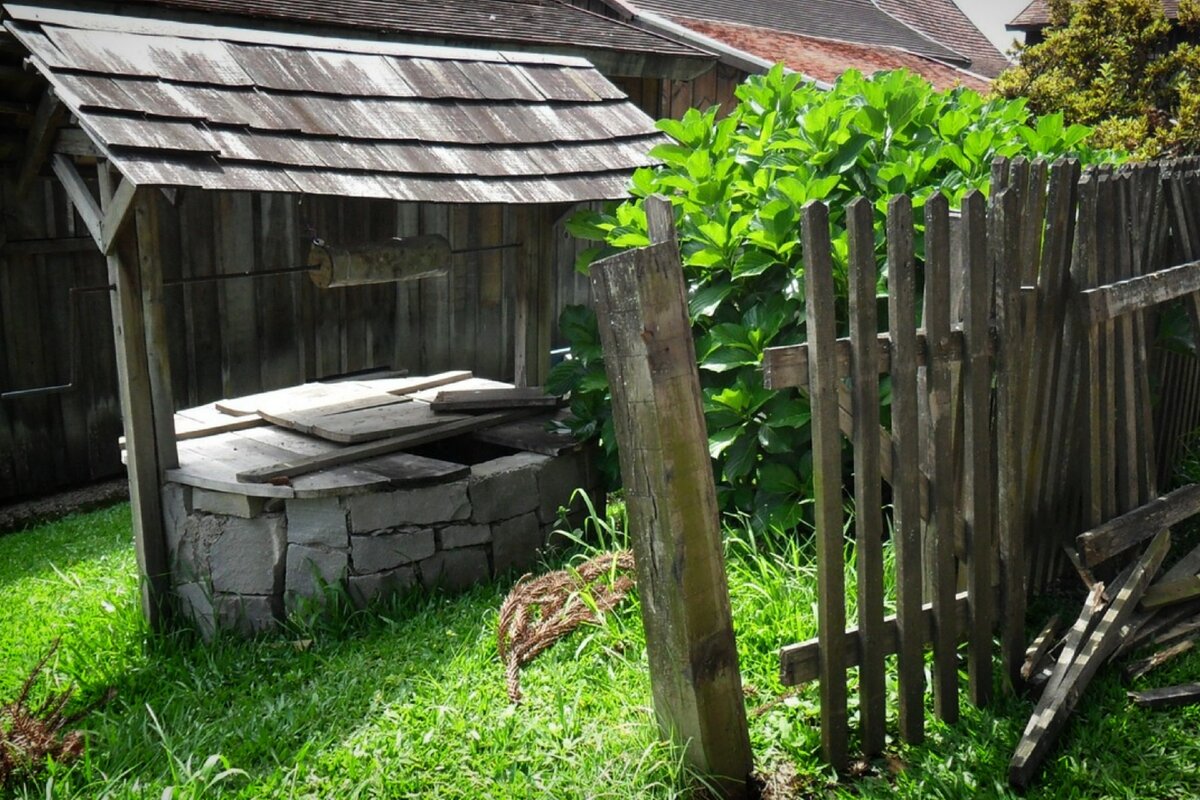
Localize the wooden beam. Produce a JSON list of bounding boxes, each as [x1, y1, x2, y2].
[[53, 127, 101, 158], [101, 177, 137, 254], [1009, 530, 1170, 790], [1141, 574, 1200, 610], [761, 330, 969, 390], [50, 153, 102, 250], [1075, 484, 1200, 567], [133, 188, 178, 471], [1128, 683, 1200, 709], [98, 172, 170, 630], [1021, 614, 1061, 682], [1081, 258, 1200, 324], [16, 91, 66, 197], [429, 387, 558, 412], [589, 195, 753, 796]]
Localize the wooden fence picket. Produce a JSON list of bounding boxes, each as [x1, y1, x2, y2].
[[801, 201, 849, 769], [846, 197, 886, 755]]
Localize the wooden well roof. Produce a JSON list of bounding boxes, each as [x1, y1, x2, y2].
[[3, 3, 666, 203]]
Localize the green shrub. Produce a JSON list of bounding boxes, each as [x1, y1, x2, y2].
[[552, 66, 1119, 530]]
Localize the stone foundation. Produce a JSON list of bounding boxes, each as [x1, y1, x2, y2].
[[163, 447, 601, 636]]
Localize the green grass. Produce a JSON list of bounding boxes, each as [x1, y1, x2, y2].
[[2, 503, 1200, 798]]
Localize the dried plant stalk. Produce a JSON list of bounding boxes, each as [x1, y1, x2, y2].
[[0, 639, 113, 788], [497, 551, 636, 703]]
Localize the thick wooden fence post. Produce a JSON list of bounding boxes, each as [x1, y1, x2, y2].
[[590, 195, 753, 797]]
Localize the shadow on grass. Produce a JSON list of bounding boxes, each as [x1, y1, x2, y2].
[[0, 503, 133, 591]]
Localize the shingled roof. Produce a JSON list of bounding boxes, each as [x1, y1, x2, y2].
[[874, 0, 1009, 77], [118, 0, 714, 79], [1009, 0, 1181, 30], [3, 2, 666, 203], [629, 0, 972, 67]]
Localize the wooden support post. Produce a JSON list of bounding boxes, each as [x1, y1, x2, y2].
[[16, 91, 66, 198], [95, 168, 174, 629], [589, 195, 752, 797]]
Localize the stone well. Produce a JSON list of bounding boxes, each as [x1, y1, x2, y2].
[[162, 445, 601, 637]]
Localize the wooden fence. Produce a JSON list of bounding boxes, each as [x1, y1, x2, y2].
[[760, 156, 1200, 770]]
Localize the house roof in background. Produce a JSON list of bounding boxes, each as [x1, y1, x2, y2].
[[674, 16, 990, 91], [873, 0, 1010, 77], [43, 0, 717, 78], [1009, 0, 1180, 29], [3, 2, 665, 203], [628, 0, 971, 66]]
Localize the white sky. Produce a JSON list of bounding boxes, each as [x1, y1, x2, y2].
[[952, 0, 1032, 55]]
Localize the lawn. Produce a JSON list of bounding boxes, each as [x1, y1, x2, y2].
[[2, 503, 1200, 798]]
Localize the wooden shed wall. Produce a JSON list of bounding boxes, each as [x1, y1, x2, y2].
[[0, 173, 590, 502]]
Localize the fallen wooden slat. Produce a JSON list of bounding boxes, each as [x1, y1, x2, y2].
[[779, 590, 974, 686], [431, 387, 560, 412], [1041, 582, 1107, 700], [1141, 574, 1200, 610], [1022, 614, 1061, 682], [1128, 683, 1200, 709], [1009, 530, 1170, 790], [1080, 257, 1200, 324], [1111, 540, 1200, 659], [1123, 638, 1195, 683], [1063, 545, 1100, 592], [472, 413, 582, 457], [235, 409, 537, 484], [1075, 483, 1200, 567], [1153, 614, 1200, 648]]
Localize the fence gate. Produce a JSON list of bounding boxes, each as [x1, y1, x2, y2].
[[763, 156, 1200, 770]]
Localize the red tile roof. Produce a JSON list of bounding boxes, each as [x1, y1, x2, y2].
[[874, 0, 1010, 77], [674, 16, 991, 92]]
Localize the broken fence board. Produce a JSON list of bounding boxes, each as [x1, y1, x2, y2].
[[1128, 683, 1200, 709], [1022, 614, 1061, 682], [1141, 574, 1200, 611], [1081, 257, 1200, 324], [1123, 639, 1195, 683], [1009, 530, 1171, 790], [1076, 484, 1200, 567]]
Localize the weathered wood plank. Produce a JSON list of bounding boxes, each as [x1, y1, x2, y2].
[[1128, 683, 1200, 709], [1080, 259, 1200, 323], [590, 196, 753, 795], [802, 200, 849, 769], [1076, 484, 1200, 566], [472, 412, 582, 456], [1008, 530, 1170, 790], [430, 387, 559, 412], [761, 329, 968, 390], [49, 154, 101, 249], [960, 190, 995, 706], [1141, 574, 1200, 610], [925, 192, 959, 723], [1021, 614, 1061, 683], [236, 409, 533, 484], [846, 197, 885, 755], [889, 194, 925, 743], [992, 186, 1025, 691]]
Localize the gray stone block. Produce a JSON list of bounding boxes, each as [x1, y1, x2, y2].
[[491, 512, 545, 576], [286, 497, 348, 548], [348, 567, 417, 607], [347, 482, 470, 532], [193, 488, 266, 519], [215, 594, 278, 636], [162, 484, 191, 557], [537, 450, 591, 524], [439, 523, 491, 549], [469, 453, 546, 523], [420, 548, 490, 592], [175, 582, 215, 641], [286, 544, 348, 600], [209, 513, 287, 595], [174, 513, 224, 583], [350, 528, 435, 574]]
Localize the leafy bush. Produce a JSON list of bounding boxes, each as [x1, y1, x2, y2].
[[551, 66, 1119, 530], [995, 0, 1200, 158]]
